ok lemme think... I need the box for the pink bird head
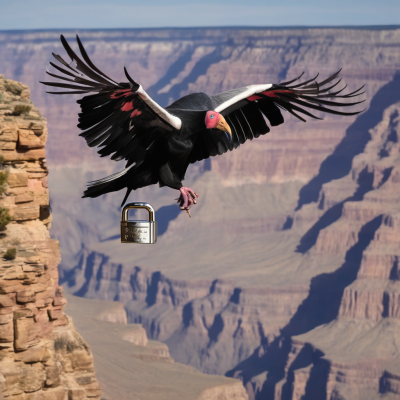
[205,111,221,129]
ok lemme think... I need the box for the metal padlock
[121,202,157,244]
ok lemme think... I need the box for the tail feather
[82,179,124,199]
[87,163,136,185]
[82,165,135,199]
[121,188,132,207]
[82,162,158,203]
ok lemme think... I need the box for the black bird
[41,35,365,216]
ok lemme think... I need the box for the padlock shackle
[122,202,155,222]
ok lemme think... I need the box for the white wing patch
[215,84,273,113]
[137,86,182,130]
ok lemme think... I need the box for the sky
[0,0,399,30]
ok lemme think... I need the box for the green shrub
[4,81,22,96]
[0,156,10,231]
[3,248,16,260]
[0,208,11,232]
[0,93,3,103]
[0,171,7,195]
[54,333,90,353]
[9,105,31,116]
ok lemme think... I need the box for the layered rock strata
[60,66,400,399]
[65,252,308,377]
[0,77,101,400]
[272,100,400,400]
[65,294,249,400]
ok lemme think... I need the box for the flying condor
[41,35,365,216]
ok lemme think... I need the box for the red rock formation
[0,77,101,400]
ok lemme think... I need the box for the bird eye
[210,115,214,119]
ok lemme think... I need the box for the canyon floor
[65,294,247,400]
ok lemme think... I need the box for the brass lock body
[121,202,157,244]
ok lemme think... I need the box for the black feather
[277,94,364,116]
[51,52,81,75]
[225,115,241,149]
[286,73,319,90]
[49,61,77,78]
[235,109,254,140]
[60,35,115,86]
[241,103,270,138]
[279,72,305,86]
[124,67,140,91]
[76,35,118,84]
[46,90,92,95]
[40,81,91,91]
[257,99,284,126]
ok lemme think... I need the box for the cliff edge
[0,76,101,400]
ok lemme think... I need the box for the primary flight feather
[41,35,365,216]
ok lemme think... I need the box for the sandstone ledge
[0,78,101,399]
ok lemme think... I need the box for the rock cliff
[0,76,101,400]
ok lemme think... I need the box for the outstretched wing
[189,71,365,163]
[41,34,182,168]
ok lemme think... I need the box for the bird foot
[176,187,199,217]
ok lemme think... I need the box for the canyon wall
[0,77,101,400]
[1,27,400,400]
[230,89,400,400]
[62,79,400,400]
[1,27,400,270]
[65,294,249,400]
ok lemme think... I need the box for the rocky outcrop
[0,77,101,399]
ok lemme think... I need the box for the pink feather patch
[247,90,293,101]
[130,109,142,118]
[121,101,134,112]
[247,95,262,101]
[110,89,131,99]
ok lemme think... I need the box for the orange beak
[216,115,232,140]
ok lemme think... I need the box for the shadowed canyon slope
[1,27,400,400]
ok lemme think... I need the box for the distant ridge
[1,25,400,34]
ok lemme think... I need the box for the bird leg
[177,187,199,217]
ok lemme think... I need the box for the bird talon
[177,187,198,216]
